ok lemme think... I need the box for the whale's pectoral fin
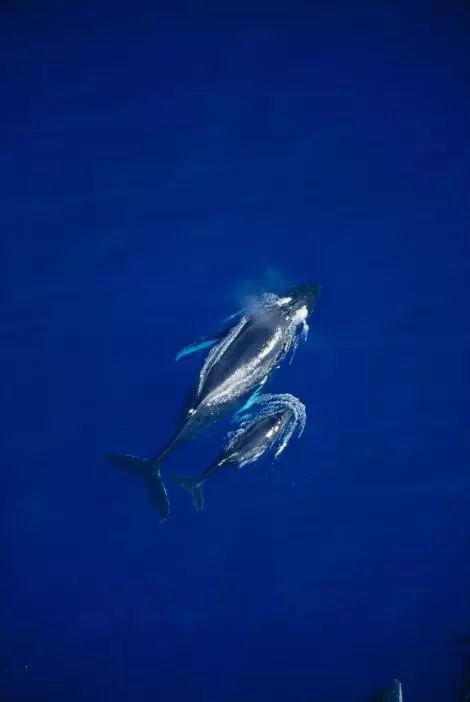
[175,337,219,361]
[175,324,234,361]
[233,376,270,422]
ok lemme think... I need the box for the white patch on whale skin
[302,319,309,342]
[294,304,308,323]
[259,326,283,360]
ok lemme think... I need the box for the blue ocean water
[1,2,470,701]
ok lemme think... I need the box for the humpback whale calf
[107,283,319,521]
[172,393,306,512]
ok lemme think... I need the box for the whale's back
[199,309,285,401]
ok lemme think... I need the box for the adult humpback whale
[107,283,320,521]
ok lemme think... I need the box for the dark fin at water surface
[106,453,170,522]
[172,476,204,512]
[371,680,403,702]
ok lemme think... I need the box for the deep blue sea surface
[1,3,470,701]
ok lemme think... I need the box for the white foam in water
[229,392,307,466]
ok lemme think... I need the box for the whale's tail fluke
[172,476,204,512]
[106,454,170,522]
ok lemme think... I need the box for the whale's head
[282,283,320,317]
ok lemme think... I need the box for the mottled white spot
[259,326,283,360]
[294,305,308,323]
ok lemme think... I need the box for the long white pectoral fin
[175,338,218,361]
[233,377,269,420]
[175,320,240,362]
